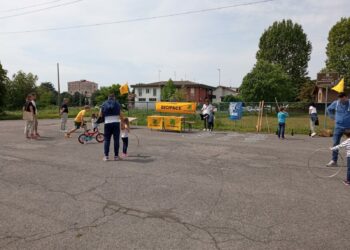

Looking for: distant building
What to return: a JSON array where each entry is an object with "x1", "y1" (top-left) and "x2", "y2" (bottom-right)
[
  {"x1": 68, "y1": 80, "x2": 98, "y2": 98},
  {"x1": 212, "y1": 86, "x2": 239, "y2": 103},
  {"x1": 131, "y1": 81, "x2": 215, "y2": 109}
]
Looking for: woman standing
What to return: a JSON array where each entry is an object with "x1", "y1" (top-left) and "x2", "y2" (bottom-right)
[
  {"x1": 23, "y1": 94, "x2": 36, "y2": 139},
  {"x1": 200, "y1": 99, "x2": 213, "y2": 131},
  {"x1": 309, "y1": 102, "x2": 318, "y2": 137}
]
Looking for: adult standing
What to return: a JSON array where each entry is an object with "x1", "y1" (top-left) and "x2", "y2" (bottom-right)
[
  {"x1": 23, "y1": 94, "x2": 36, "y2": 139},
  {"x1": 309, "y1": 102, "x2": 318, "y2": 137},
  {"x1": 31, "y1": 93, "x2": 40, "y2": 137},
  {"x1": 200, "y1": 98, "x2": 213, "y2": 131},
  {"x1": 327, "y1": 92, "x2": 350, "y2": 166},
  {"x1": 60, "y1": 98, "x2": 69, "y2": 131},
  {"x1": 100, "y1": 93, "x2": 122, "y2": 161}
]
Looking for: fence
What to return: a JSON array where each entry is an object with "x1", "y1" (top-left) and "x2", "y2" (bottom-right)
[{"x1": 125, "y1": 101, "x2": 334, "y2": 135}]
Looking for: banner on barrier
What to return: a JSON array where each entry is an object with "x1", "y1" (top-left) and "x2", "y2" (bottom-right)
[
  {"x1": 156, "y1": 102, "x2": 196, "y2": 114},
  {"x1": 229, "y1": 102, "x2": 243, "y2": 120},
  {"x1": 147, "y1": 116, "x2": 164, "y2": 130}
]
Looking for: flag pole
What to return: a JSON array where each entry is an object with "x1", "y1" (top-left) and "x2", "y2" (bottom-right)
[{"x1": 324, "y1": 86, "x2": 328, "y2": 129}]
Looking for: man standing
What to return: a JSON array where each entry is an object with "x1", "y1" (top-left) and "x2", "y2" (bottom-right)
[
  {"x1": 60, "y1": 98, "x2": 69, "y2": 131},
  {"x1": 327, "y1": 92, "x2": 350, "y2": 166},
  {"x1": 100, "y1": 93, "x2": 122, "y2": 161},
  {"x1": 31, "y1": 93, "x2": 40, "y2": 137}
]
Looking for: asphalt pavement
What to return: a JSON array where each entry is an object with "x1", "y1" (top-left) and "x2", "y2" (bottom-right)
[{"x1": 0, "y1": 119, "x2": 349, "y2": 250}]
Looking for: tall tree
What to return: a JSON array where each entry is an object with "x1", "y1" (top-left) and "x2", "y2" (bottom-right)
[
  {"x1": 37, "y1": 82, "x2": 57, "y2": 106},
  {"x1": 6, "y1": 71, "x2": 38, "y2": 109},
  {"x1": 161, "y1": 79, "x2": 176, "y2": 101},
  {"x1": 240, "y1": 60, "x2": 295, "y2": 102},
  {"x1": 326, "y1": 17, "x2": 350, "y2": 81},
  {"x1": 0, "y1": 62, "x2": 8, "y2": 112},
  {"x1": 92, "y1": 84, "x2": 128, "y2": 110},
  {"x1": 256, "y1": 19, "x2": 312, "y2": 95}
]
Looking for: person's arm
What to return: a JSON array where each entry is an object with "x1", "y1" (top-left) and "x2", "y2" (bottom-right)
[
  {"x1": 330, "y1": 140, "x2": 350, "y2": 151},
  {"x1": 327, "y1": 101, "x2": 336, "y2": 120},
  {"x1": 284, "y1": 112, "x2": 289, "y2": 117}
]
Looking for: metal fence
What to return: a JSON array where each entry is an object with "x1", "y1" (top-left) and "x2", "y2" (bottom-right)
[{"x1": 125, "y1": 101, "x2": 333, "y2": 134}]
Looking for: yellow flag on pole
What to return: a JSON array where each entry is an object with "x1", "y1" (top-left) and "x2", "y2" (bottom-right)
[
  {"x1": 332, "y1": 78, "x2": 345, "y2": 93},
  {"x1": 120, "y1": 83, "x2": 129, "y2": 95}
]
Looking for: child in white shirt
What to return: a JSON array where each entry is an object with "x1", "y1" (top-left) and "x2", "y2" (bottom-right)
[
  {"x1": 330, "y1": 129, "x2": 350, "y2": 186},
  {"x1": 121, "y1": 117, "x2": 130, "y2": 157}
]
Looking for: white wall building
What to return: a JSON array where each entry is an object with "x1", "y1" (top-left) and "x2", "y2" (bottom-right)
[{"x1": 212, "y1": 86, "x2": 239, "y2": 103}]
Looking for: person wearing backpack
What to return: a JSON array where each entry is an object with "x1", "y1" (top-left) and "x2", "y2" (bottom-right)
[{"x1": 100, "y1": 93, "x2": 122, "y2": 161}]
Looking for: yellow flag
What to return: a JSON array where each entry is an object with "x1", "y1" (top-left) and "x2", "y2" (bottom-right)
[
  {"x1": 332, "y1": 78, "x2": 345, "y2": 93},
  {"x1": 120, "y1": 83, "x2": 129, "y2": 95}
]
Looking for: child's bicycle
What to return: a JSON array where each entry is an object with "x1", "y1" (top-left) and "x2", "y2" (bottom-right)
[{"x1": 78, "y1": 123, "x2": 104, "y2": 144}]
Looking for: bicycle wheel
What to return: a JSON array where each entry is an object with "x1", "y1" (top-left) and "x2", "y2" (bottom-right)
[
  {"x1": 78, "y1": 134, "x2": 86, "y2": 144},
  {"x1": 308, "y1": 148, "x2": 345, "y2": 178},
  {"x1": 96, "y1": 133, "x2": 104, "y2": 143}
]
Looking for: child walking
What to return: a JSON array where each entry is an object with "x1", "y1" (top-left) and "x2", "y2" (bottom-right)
[
  {"x1": 277, "y1": 107, "x2": 288, "y2": 139},
  {"x1": 330, "y1": 129, "x2": 350, "y2": 186},
  {"x1": 121, "y1": 117, "x2": 130, "y2": 157},
  {"x1": 91, "y1": 113, "x2": 98, "y2": 132}
]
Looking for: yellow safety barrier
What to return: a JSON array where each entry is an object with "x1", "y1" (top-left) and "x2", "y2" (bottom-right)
[{"x1": 147, "y1": 116, "x2": 164, "y2": 130}]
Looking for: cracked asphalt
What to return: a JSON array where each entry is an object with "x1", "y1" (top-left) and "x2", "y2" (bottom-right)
[{"x1": 1, "y1": 119, "x2": 350, "y2": 250}]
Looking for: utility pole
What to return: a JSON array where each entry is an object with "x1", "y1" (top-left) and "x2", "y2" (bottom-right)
[
  {"x1": 217, "y1": 68, "x2": 221, "y2": 86},
  {"x1": 57, "y1": 63, "x2": 61, "y2": 113}
]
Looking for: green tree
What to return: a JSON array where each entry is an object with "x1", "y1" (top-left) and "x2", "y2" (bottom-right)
[
  {"x1": 0, "y1": 62, "x2": 8, "y2": 112},
  {"x1": 173, "y1": 85, "x2": 187, "y2": 101},
  {"x1": 6, "y1": 71, "x2": 38, "y2": 109},
  {"x1": 92, "y1": 84, "x2": 128, "y2": 110},
  {"x1": 161, "y1": 79, "x2": 176, "y2": 101},
  {"x1": 326, "y1": 17, "x2": 350, "y2": 81},
  {"x1": 72, "y1": 92, "x2": 83, "y2": 106},
  {"x1": 222, "y1": 95, "x2": 242, "y2": 102},
  {"x1": 256, "y1": 19, "x2": 312, "y2": 95},
  {"x1": 37, "y1": 82, "x2": 57, "y2": 106},
  {"x1": 298, "y1": 79, "x2": 316, "y2": 103},
  {"x1": 240, "y1": 61, "x2": 295, "y2": 102}
]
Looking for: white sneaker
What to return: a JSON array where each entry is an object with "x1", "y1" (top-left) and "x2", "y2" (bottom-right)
[
  {"x1": 311, "y1": 132, "x2": 316, "y2": 137},
  {"x1": 203, "y1": 128, "x2": 207, "y2": 131},
  {"x1": 326, "y1": 160, "x2": 337, "y2": 167}
]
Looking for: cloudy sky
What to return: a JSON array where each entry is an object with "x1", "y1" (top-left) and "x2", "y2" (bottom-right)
[{"x1": 0, "y1": 0, "x2": 348, "y2": 91}]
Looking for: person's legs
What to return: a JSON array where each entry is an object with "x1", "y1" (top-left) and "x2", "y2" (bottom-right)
[
  {"x1": 277, "y1": 123, "x2": 282, "y2": 138},
  {"x1": 112, "y1": 122, "x2": 120, "y2": 158},
  {"x1": 332, "y1": 127, "x2": 344, "y2": 162},
  {"x1": 25, "y1": 121, "x2": 33, "y2": 138},
  {"x1": 34, "y1": 116, "x2": 39, "y2": 135},
  {"x1": 104, "y1": 123, "x2": 112, "y2": 158},
  {"x1": 310, "y1": 119, "x2": 316, "y2": 134},
  {"x1": 203, "y1": 116, "x2": 208, "y2": 130},
  {"x1": 61, "y1": 113, "x2": 68, "y2": 130},
  {"x1": 122, "y1": 137, "x2": 128, "y2": 154},
  {"x1": 347, "y1": 157, "x2": 350, "y2": 182},
  {"x1": 281, "y1": 123, "x2": 285, "y2": 138}
]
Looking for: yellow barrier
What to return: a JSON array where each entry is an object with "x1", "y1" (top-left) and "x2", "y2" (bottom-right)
[
  {"x1": 147, "y1": 116, "x2": 164, "y2": 130},
  {"x1": 164, "y1": 116, "x2": 183, "y2": 132},
  {"x1": 156, "y1": 102, "x2": 196, "y2": 114}
]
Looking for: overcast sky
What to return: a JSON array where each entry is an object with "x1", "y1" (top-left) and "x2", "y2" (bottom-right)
[{"x1": 0, "y1": 0, "x2": 349, "y2": 91}]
